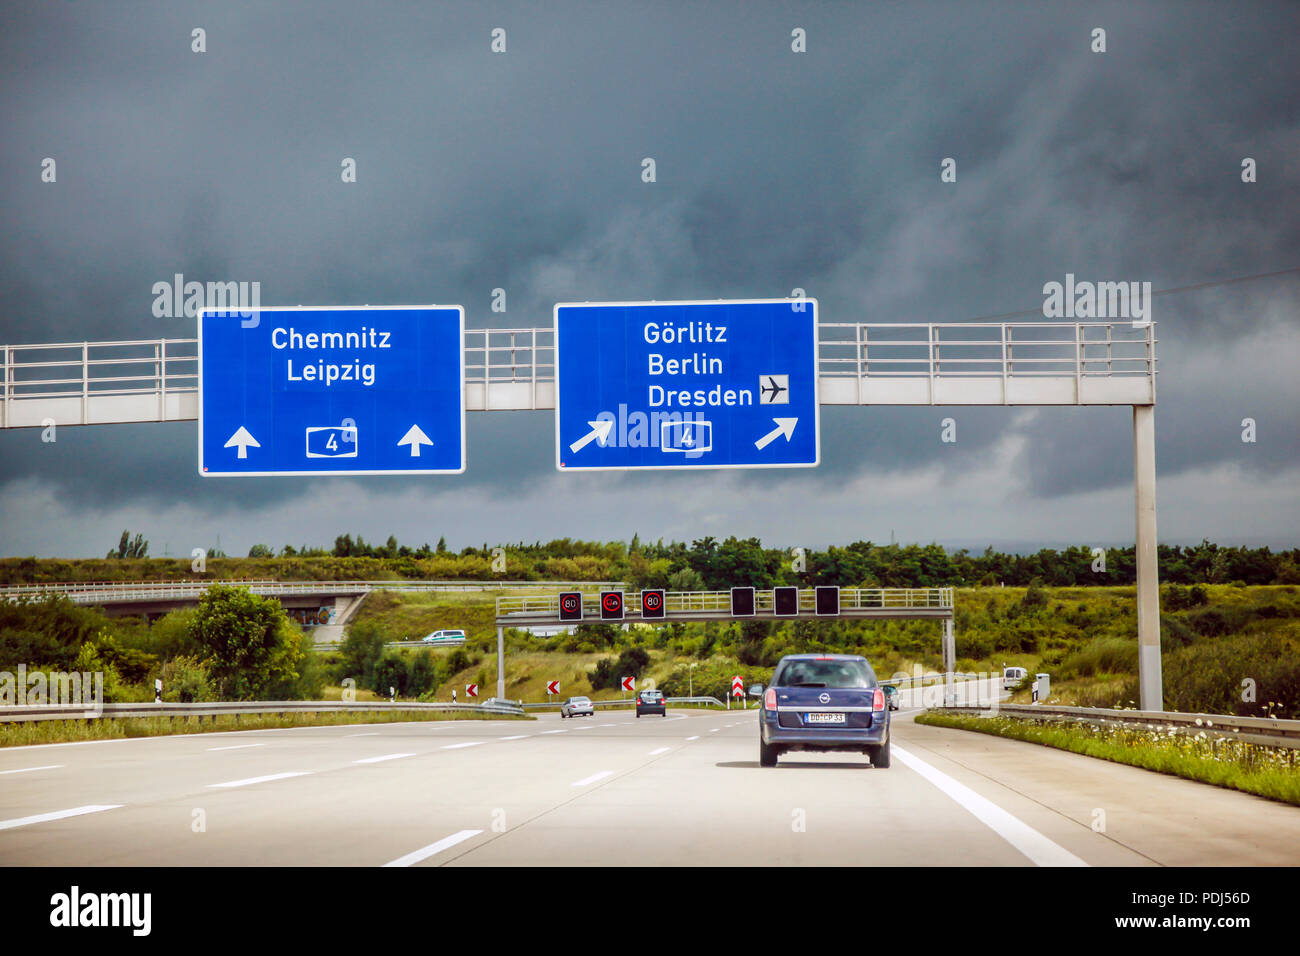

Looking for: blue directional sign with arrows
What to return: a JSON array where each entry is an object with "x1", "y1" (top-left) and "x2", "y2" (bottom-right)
[
  {"x1": 199, "y1": 305, "x2": 464, "y2": 476},
  {"x1": 555, "y1": 299, "x2": 820, "y2": 471}
]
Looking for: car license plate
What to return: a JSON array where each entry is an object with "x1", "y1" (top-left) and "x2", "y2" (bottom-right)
[{"x1": 806, "y1": 712, "x2": 845, "y2": 724}]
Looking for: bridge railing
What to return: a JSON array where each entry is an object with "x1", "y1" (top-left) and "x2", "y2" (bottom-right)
[
  {"x1": 0, "y1": 579, "x2": 628, "y2": 603},
  {"x1": 3, "y1": 321, "x2": 1156, "y2": 426}
]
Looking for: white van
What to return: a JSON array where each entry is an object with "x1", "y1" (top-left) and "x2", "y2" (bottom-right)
[{"x1": 1002, "y1": 666, "x2": 1029, "y2": 691}]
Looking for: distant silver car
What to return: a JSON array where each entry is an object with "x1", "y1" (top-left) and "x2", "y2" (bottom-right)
[
  {"x1": 883, "y1": 683, "x2": 901, "y2": 711},
  {"x1": 560, "y1": 696, "x2": 594, "y2": 718}
]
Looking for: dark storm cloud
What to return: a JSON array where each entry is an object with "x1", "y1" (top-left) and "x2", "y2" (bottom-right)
[{"x1": 0, "y1": 1, "x2": 1296, "y2": 551}]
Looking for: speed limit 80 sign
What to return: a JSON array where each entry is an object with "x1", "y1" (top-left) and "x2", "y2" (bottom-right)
[
  {"x1": 600, "y1": 590, "x2": 624, "y2": 621},
  {"x1": 559, "y1": 591, "x2": 583, "y2": 622}
]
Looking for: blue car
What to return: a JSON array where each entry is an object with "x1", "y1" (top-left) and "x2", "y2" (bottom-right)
[{"x1": 759, "y1": 654, "x2": 890, "y2": 768}]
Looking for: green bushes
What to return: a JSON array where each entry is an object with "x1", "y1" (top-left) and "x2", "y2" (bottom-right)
[
  {"x1": 159, "y1": 655, "x2": 216, "y2": 702},
  {"x1": 1057, "y1": 637, "x2": 1138, "y2": 680},
  {"x1": 588, "y1": 647, "x2": 651, "y2": 690},
  {"x1": 1162, "y1": 631, "x2": 1300, "y2": 719}
]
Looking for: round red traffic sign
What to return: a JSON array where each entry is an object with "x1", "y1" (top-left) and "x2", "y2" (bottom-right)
[{"x1": 603, "y1": 593, "x2": 622, "y2": 612}]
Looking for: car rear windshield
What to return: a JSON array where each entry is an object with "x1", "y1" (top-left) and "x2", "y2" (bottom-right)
[
  {"x1": 572, "y1": 697, "x2": 590, "y2": 703},
  {"x1": 775, "y1": 659, "x2": 877, "y2": 689}
]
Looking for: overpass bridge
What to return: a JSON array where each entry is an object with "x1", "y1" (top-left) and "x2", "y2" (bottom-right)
[
  {"x1": 0, "y1": 578, "x2": 624, "y2": 640},
  {"x1": 0, "y1": 318, "x2": 1164, "y2": 708}
]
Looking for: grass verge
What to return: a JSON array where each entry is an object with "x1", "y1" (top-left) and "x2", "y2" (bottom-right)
[
  {"x1": 0, "y1": 709, "x2": 529, "y2": 748},
  {"x1": 915, "y1": 710, "x2": 1300, "y2": 807}
]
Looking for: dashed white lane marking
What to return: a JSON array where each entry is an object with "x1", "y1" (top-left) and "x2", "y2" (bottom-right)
[
  {"x1": 686, "y1": 736, "x2": 700, "y2": 741},
  {"x1": 499, "y1": 735, "x2": 529, "y2": 741},
  {"x1": 572, "y1": 771, "x2": 615, "y2": 787},
  {"x1": 383, "y1": 829, "x2": 483, "y2": 867},
  {"x1": 346, "y1": 733, "x2": 380, "y2": 737},
  {"x1": 0, "y1": 765, "x2": 63, "y2": 775},
  {"x1": 0, "y1": 804, "x2": 121, "y2": 830},
  {"x1": 441, "y1": 742, "x2": 483, "y2": 750},
  {"x1": 893, "y1": 746, "x2": 1088, "y2": 867},
  {"x1": 207, "y1": 743, "x2": 264, "y2": 752},
  {"x1": 542, "y1": 730, "x2": 567, "y2": 734},
  {"x1": 208, "y1": 772, "x2": 312, "y2": 789},
  {"x1": 353, "y1": 753, "x2": 416, "y2": 764},
  {"x1": 710, "y1": 729, "x2": 719, "y2": 732},
  {"x1": 648, "y1": 747, "x2": 670, "y2": 756}
]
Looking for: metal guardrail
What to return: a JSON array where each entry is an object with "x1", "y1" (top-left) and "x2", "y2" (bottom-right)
[
  {"x1": 0, "y1": 699, "x2": 526, "y2": 722},
  {"x1": 497, "y1": 587, "x2": 953, "y2": 620},
  {"x1": 818, "y1": 321, "x2": 1155, "y2": 380},
  {"x1": 1, "y1": 321, "x2": 1156, "y2": 427},
  {"x1": 0, "y1": 579, "x2": 627, "y2": 604},
  {"x1": 936, "y1": 702, "x2": 1300, "y2": 750},
  {"x1": 522, "y1": 696, "x2": 726, "y2": 710}
]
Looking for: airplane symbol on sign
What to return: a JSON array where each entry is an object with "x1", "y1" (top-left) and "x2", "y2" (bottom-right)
[{"x1": 759, "y1": 375, "x2": 789, "y2": 404}]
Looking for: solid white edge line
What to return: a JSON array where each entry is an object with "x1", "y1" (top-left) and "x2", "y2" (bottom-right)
[
  {"x1": 383, "y1": 829, "x2": 484, "y2": 867},
  {"x1": 207, "y1": 771, "x2": 313, "y2": 789},
  {"x1": 0, "y1": 764, "x2": 64, "y2": 775},
  {"x1": 0, "y1": 804, "x2": 122, "y2": 831},
  {"x1": 353, "y1": 753, "x2": 417, "y2": 764},
  {"x1": 571, "y1": 770, "x2": 615, "y2": 787},
  {"x1": 892, "y1": 746, "x2": 1088, "y2": 867},
  {"x1": 648, "y1": 747, "x2": 670, "y2": 755}
]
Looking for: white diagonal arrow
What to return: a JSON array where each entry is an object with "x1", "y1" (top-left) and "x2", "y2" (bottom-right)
[
  {"x1": 568, "y1": 419, "x2": 614, "y2": 454},
  {"x1": 397, "y1": 424, "x2": 434, "y2": 457},
  {"x1": 224, "y1": 426, "x2": 260, "y2": 459},
  {"x1": 754, "y1": 417, "x2": 798, "y2": 450}
]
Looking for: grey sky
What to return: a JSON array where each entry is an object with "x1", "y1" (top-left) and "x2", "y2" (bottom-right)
[{"x1": 1, "y1": 1, "x2": 1297, "y2": 557}]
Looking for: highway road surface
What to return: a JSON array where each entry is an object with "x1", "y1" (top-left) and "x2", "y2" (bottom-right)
[{"x1": 1, "y1": 705, "x2": 1298, "y2": 866}]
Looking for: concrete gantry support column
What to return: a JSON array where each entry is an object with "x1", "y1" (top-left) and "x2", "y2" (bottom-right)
[
  {"x1": 1134, "y1": 404, "x2": 1163, "y2": 711},
  {"x1": 942, "y1": 618, "x2": 956, "y2": 706},
  {"x1": 496, "y1": 626, "x2": 506, "y2": 700}
]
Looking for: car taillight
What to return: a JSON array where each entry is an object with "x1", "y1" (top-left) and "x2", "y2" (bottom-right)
[
  {"x1": 764, "y1": 688, "x2": 777, "y2": 710},
  {"x1": 872, "y1": 689, "x2": 885, "y2": 712}
]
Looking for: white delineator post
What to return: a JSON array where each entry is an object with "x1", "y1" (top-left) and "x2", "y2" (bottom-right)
[
  {"x1": 496, "y1": 626, "x2": 505, "y2": 699},
  {"x1": 1134, "y1": 404, "x2": 1163, "y2": 711}
]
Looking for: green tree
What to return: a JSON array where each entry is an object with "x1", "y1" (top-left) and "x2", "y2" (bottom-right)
[
  {"x1": 338, "y1": 620, "x2": 387, "y2": 688},
  {"x1": 247, "y1": 544, "x2": 274, "y2": 558},
  {"x1": 188, "y1": 585, "x2": 304, "y2": 699}
]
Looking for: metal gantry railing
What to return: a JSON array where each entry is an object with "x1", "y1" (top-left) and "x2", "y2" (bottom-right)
[
  {"x1": 0, "y1": 320, "x2": 1156, "y2": 427},
  {"x1": 495, "y1": 587, "x2": 954, "y2": 622}
]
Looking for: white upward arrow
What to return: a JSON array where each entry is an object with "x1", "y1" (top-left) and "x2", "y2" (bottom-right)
[
  {"x1": 397, "y1": 424, "x2": 434, "y2": 457},
  {"x1": 224, "y1": 426, "x2": 260, "y2": 459},
  {"x1": 754, "y1": 417, "x2": 798, "y2": 450},
  {"x1": 568, "y1": 419, "x2": 614, "y2": 454}
]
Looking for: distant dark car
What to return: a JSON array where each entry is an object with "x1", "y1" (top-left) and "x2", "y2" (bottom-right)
[
  {"x1": 759, "y1": 654, "x2": 890, "y2": 768},
  {"x1": 635, "y1": 688, "x2": 667, "y2": 717}
]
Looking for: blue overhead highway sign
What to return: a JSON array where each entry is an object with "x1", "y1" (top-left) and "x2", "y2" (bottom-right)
[
  {"x1": 555, "y1": 299, "x2": 820, "y2": 471},
  {"x1": 199, "y1": 305, "x2": 465, "y2": 476}
]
